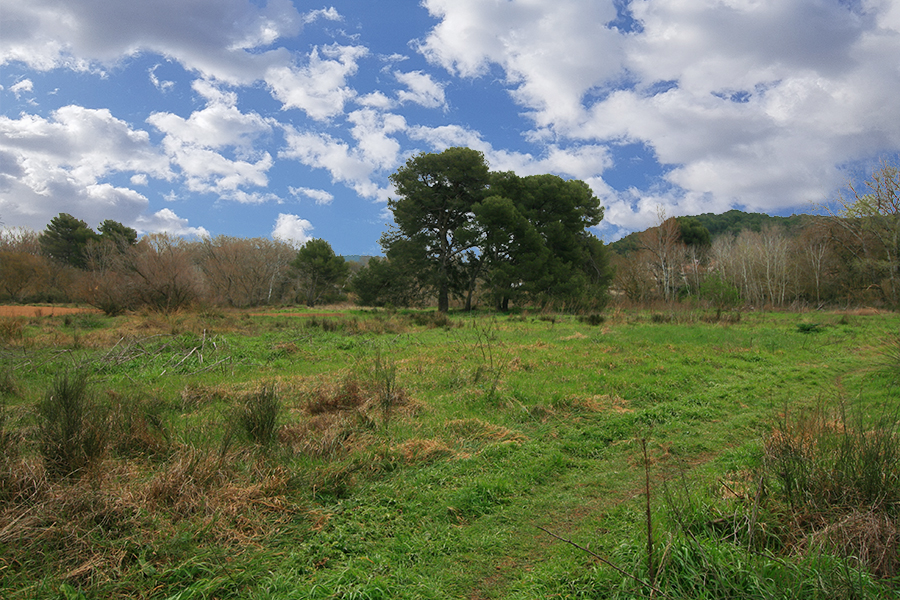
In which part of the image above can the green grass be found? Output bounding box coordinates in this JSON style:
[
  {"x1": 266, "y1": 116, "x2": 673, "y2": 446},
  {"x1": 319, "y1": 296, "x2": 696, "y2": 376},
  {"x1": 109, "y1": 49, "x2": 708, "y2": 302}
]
[{"x1": 0, "y1": 307, "x2": 898, "y2": 598}]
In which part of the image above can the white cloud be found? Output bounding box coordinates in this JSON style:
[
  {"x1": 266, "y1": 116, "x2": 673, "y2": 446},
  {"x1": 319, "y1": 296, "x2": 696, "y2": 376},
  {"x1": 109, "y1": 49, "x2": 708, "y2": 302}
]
[
  {"x1": 10, "y1": 79, "x2": 33, "y2": 98},
  {"x1": 301, "y1": 7, "x2": 341, "y2": 25},
  {"x1": 265, "y1": 44, "x2": 368, "y2": 120},
  {"x1": 0, "y1": 0, "x2": 303, "y2": 83},
  {"x1": 148, "y1": 65, "x2": 175, "y2": 92},
  {"x1": 135, "y1": 208, "x2": 209, "y2": 237},
  {"x1": 418, "y1": 0, "x2": 622, "y2": 128},
  {"x1": 356, "y1": 91, "x2": 396, "y2": 110},
  {"x1": 148, "y1": 81, "x2": 276, "y2": 199},
  {"x1": 418, "y1": 0, "x2": 900, "y2": 232},
  {"x1": 272, "y1": 213, "x2": 313, "y2": 246},
  {"x1": 395, "y1": 70, "x2": 446, "y2": 109},
  {"x1": 290, "y1": 186, "x2": 334, "y2": 205},
  {"x1": 0, "y1": 105, "x2": 171, "y2": 230},
  {"x1": 280, "y1": 119, "x2": 399, "y2": 201}
]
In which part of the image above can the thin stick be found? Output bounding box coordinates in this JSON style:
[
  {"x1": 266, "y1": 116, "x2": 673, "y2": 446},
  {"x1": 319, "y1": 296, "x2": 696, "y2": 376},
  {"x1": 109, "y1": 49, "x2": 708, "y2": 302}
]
[
  {"x1": 535, "y1": 526, "x2": 675, "y2": 600},
  {"x1": 642, "y1": 437, "x2": 655, "y2": 590}
]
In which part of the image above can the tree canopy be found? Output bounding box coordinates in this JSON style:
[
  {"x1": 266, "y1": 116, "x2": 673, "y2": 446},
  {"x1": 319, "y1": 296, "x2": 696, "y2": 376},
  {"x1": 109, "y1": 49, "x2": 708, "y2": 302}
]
[
  {"x1": 292, "y1": 238, "x2": 350, "y2": 307},
  {"x1": 384, "y1": 147, "x2": 491, "y2": 312},
  {"x1": 378, "y1": 147, "x2": 612, "y2": 312}
]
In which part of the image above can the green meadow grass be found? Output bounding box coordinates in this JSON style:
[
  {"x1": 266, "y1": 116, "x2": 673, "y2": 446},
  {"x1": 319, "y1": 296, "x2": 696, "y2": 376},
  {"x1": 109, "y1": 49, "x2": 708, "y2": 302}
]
[{"x1": 0, "y1": 307, "x2": 898, "y2": 599}]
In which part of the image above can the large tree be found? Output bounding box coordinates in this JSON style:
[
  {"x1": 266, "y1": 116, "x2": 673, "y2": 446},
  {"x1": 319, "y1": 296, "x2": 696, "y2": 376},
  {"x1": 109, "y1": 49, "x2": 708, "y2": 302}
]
[
  {"x1": 292, "y1": 238, "x2": 350, "y2": 307},
  {"x1": 473, "y1": 194, "x2": 548, "y2": 310},
  {"x1": 384, "y1": 147, "x2": 490, "y2": 312},
  {"x1": 487, "y1": 172, "x2": 608, "y2": 306},
  {"x1": 39, "y1": 213, "x2": 98, "y2": 269}
]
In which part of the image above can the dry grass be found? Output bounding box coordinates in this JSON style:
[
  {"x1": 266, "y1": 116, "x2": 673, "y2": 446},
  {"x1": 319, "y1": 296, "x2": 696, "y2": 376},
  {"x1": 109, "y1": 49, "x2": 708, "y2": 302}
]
[
  {"x1": 803, "y1": 510, "x2": 899, "y2": 579},
  {"x1": 445, "y1": 418, "x2": 527, "y2": 446},
  {"x1": 0, "y1": 447, "x2": 298, "y2": 589}
]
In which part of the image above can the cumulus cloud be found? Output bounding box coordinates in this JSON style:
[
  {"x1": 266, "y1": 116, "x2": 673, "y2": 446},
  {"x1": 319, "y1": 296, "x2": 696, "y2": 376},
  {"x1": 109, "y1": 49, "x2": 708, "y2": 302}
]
[
  {"x1": 290, "y1": 186, "x2": 334, "y2": 205},
  {"x1": 395, "y1": 70, "x2": 446, "y2": 109},
  {"x1": 265, "y1": 44, "x2": 368, "y2": 120},
  {"x1": 148, "y1": 80, "x2": 276, "y2": 199},
  {"x1": 0, "y1": 105, "x2": 171, "y2": 230},
  {"x1": 0, "y1": 0, "x2": 303, "y2": 82},
  {"x1": 418, "y1": 0, "x2": 622, "y2": 128},
  {"x1": 418, "y1": 0, "x2": 900, "y2": 231},
  {"x1": 272, "y1": 213, "x2": 313, "y2": 246},
  {"x1": 280, "y1": 112, "x2": 402, "y2": 201},
  {"x1": 135, "y1": 208, "x2": 210, "y2": 237}
]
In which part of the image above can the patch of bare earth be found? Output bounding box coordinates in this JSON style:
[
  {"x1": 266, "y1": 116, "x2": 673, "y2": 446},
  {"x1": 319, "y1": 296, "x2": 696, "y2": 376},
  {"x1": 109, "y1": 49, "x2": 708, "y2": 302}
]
[{"x1": 0, "y1": 305, "x2": 101, "y2": 317}]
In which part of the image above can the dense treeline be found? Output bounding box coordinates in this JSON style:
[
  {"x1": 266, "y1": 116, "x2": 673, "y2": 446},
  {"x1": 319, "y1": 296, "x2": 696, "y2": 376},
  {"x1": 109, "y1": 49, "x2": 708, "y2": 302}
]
[
  {"x1": 0, "y1": 217, "x2": 346, "y2": 314},
  {"x1": 612, "y1": 158, "x2": 900, "y2": 308},
  {"x1": 1, "y1": 151, "x2": 898, "y2": 313}
]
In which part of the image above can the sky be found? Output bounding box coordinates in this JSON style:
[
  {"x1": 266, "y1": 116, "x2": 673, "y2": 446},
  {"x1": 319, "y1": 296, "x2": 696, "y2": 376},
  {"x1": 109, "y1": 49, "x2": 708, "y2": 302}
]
[{"x1": 1, "y1": 0, "x2": 899, "y2": 255}]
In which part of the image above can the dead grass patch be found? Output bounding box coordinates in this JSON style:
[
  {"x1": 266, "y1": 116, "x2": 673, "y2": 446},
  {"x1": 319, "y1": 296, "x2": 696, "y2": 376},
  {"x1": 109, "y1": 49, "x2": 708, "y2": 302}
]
[
  {"x1": 445, "y1": 418, "x2": 526, "y2": 446},
  {"x1": 803, "y1": 510, "x2": 899, "y2": 579},
  {"x1": 394, "y1": 438, "x2": 454, "y2": 464}
]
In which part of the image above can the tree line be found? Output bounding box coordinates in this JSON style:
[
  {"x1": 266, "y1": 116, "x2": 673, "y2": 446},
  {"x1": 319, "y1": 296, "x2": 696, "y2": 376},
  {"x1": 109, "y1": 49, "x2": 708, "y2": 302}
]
[
  {"x1": 0, "y1": 147, "x2": 613, "y2": 314},
  {"x1": 2, "y1": 150, "x2": 897, "y2": 313},
  {"x1": 613, "y1": 158, "x2": 900, "y2": 309},
  {"x1": 0, "y1": 214, "x2": 350, "y2": 314}
]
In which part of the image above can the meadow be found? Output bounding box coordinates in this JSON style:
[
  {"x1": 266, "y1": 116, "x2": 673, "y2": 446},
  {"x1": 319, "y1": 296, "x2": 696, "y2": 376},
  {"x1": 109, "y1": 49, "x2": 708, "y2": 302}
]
[{"x1": 0, "y1": 306, "x2": 898, "y2": 599}]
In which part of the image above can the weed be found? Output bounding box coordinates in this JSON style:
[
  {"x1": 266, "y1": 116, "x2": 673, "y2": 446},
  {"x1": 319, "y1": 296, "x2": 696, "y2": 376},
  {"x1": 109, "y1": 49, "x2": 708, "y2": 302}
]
[
  {"x1": 107, "y1": 392, "x2": 170, "y2": 459},
  {"x1": 37, "y1": 371, "x2": 108, "y2": 479},
  {"x1": 796, "y1": 322, "x2": 822, "y2": 334},
  {"x1": 763, "y1": 400, "x2": 900, "y2": 516},
  {"x1": 578, "y1": 313, "x2": 606, "y2": 326},
  {"x1": 0, "y1": 317, "x2": 24, "y2": 344}
]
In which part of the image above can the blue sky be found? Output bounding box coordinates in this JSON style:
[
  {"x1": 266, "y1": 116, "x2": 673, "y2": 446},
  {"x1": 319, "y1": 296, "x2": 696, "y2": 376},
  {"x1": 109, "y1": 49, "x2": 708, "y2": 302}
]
[{"x1": 2, "y1": 0, "x2": 899, "y2": 255}]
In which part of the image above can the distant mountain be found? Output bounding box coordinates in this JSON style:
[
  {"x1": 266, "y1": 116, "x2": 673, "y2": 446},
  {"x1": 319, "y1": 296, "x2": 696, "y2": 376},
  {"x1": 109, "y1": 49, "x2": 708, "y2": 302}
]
[{"x1": 609, "y1": 209, "x2": 818, "y2": 255}]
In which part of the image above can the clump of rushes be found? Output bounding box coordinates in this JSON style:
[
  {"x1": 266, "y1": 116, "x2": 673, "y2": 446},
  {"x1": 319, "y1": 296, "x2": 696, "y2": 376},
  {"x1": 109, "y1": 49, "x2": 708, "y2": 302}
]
[
  {"x1": 37, "y1": 371, "x2": 107, "y2": 479},
  {"x1": 237, "y1": 383, "x2": 281, "y2": 446}
]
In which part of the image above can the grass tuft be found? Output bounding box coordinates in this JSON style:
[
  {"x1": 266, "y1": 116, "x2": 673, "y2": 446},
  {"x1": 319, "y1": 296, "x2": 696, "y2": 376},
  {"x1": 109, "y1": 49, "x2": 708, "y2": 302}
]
[{"x1": 37, "y1": 371, "x2": 108, "y2": 479}]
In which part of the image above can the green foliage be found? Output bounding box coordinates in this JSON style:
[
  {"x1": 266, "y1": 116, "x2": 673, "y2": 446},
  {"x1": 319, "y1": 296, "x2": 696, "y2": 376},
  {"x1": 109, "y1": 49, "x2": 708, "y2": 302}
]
[
  {"x1": 385, "y1": 146, "x2": 491, "y2": 312},
  {"x1": 97, "y1": 219, "x2": 137, "y2": 248},
  {"x1": 39, "y1": 213, "x2": 98, "y2": 268},
  {"x1": 293, "y1": 238, "x2": 350, "y2": 307},
  {"x1": 700, "y1": 274, "x2": 742, "y2": 311},
  {"x1": 37, "y1": 371, "x2": 107, "y2": 478},
  {"x1": 676, "y1": 216, "x2": 711, "y2": 247},
  {"x1": 351, "y1": 256, "x2": 421, "y2": 307}
]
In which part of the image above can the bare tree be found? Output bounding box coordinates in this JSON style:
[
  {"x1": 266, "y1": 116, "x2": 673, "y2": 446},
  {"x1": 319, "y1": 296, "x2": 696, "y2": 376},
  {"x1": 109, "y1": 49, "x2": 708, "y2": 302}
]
[
  {"x1": 126, "y1": 234, "x2": 204, "y2": 313},
  {"x1": 0, "y1": 251, "x2": 49, "y2": 301},
  {"x1": 197, "y1": 236, "x2": 296, "y2": 307},
  {"x1": 828, "y1": 158, "x2": 900, "y2": 305},
  {"x1": 638, "y1": 209, "x2": 684, "y2": 302}
]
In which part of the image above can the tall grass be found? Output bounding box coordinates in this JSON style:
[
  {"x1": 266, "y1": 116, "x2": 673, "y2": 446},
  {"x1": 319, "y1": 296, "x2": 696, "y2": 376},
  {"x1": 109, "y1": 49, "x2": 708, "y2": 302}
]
[
  {"x1": 236, "y1": 383, "x2": 280, "y2": 446},
  {"x1": 37, "y1": 371, "x2": 107, "y2": 479}
]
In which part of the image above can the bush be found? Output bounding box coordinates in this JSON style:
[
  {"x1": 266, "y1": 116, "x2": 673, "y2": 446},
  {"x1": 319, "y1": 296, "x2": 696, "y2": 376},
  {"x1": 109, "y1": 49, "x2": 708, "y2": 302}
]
[{"x1": 37, "y1": 371, "x2": 108, "y2": 478}]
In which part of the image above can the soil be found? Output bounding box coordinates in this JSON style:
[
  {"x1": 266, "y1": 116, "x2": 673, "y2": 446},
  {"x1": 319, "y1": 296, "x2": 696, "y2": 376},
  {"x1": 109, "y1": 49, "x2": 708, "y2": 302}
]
[{"x1": 0, "y1": 305, "x2": 102, "y2": 317}]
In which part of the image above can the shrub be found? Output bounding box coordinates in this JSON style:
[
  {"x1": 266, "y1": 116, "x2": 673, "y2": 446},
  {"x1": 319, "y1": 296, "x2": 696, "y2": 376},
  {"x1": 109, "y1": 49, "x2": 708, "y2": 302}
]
[
  {"x1": 37, "y1": 371, "x2": 108, "y2": 478},
  {"x1": 764, "y1": 402, "x2": 900, "y2": 516}
]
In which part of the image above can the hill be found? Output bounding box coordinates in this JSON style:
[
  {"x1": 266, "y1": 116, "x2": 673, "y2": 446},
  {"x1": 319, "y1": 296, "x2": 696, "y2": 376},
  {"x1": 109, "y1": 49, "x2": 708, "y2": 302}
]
[{"x1": 609, "y1": 209, "x2": 817, "y2": 255}]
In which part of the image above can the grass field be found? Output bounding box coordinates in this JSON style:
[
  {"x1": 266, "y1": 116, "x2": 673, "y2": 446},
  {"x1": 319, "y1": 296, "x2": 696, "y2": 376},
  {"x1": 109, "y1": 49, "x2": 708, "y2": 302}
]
[{"x1": 0, "y1": 306, "x2": 898, "y2": 599}]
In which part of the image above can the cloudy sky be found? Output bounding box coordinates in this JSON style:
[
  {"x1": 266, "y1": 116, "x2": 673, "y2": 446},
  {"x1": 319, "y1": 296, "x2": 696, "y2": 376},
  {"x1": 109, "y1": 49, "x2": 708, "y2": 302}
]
[{"x1": 2, "y1": 1, "x2": 899, "y2": 254}]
